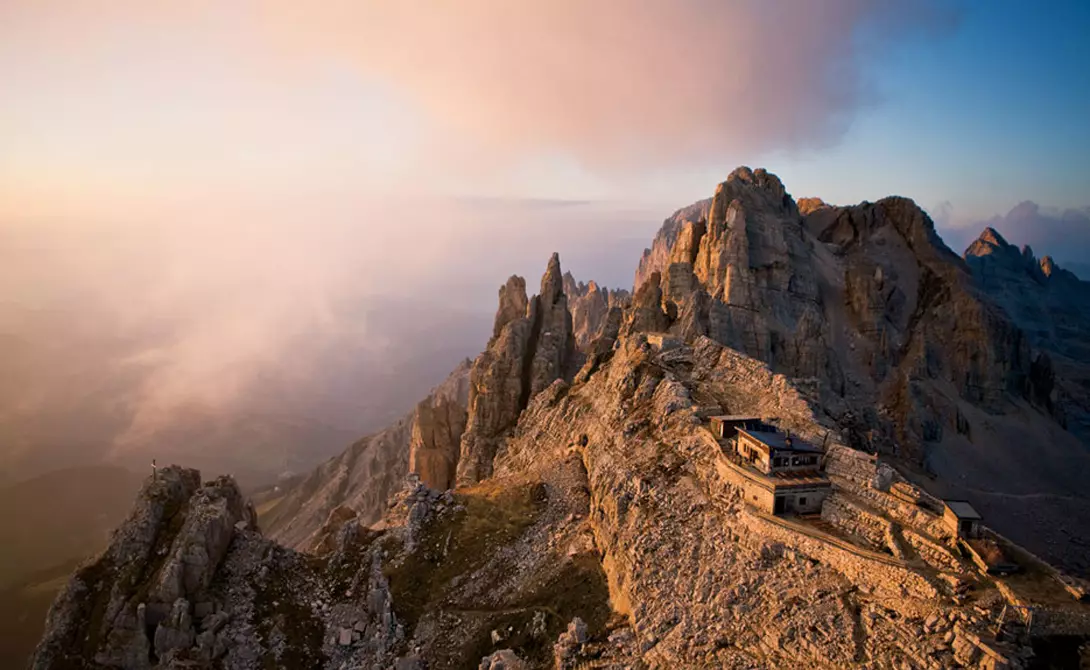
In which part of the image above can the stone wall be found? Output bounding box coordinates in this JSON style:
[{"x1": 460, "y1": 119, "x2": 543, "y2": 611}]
[
  {"x1": 824, "y1": 444, "x2": 879, "y2": 486},
  {"x1": 740, "y1": 509, "x2": 939, "y2": 608},
  {"x1": 903, "y1": 529, "x2": 964, "y2": 574},
  {"x1": 821, "y1": 493, "x2": 898, "y2": 556}
]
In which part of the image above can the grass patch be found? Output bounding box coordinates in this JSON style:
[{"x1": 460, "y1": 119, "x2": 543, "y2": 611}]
[
  {"x1": 384, "y1": 482, "x2": 542, "y2": 630},
  {"x1": 384, "y1": 479, "x2": 615, "y2": 669},
  {"x1": 255, "y1": 495, "x2": 284, "y2": 520},
  {"x1": 482, "y1": 553, "x2": 613, "y2": 667}
]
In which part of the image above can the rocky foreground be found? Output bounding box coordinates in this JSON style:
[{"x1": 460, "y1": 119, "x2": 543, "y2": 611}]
[{"x1": 30, "y1": 168, "x2": 1090, "y2": 669}]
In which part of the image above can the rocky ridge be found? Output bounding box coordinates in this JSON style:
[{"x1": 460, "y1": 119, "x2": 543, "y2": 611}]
[
  {"x1": 260, "y1": 358, "x2": 472, "y2": 550},
  {"x1": 628, "y1": 169, "x2": 1090, "y2": 574},
  {"x1": 30, "y1": 167, "x2": 1090, "y2": 669},
  {"x1": 963, "y1": 227, "x2": 1090, "y2": 440}
]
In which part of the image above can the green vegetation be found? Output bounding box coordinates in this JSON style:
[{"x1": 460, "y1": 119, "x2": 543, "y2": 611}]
[
  {"x1": 384, "y1": 480, "x2": 613, "y2": 668},
  {"x1": 479, "y1": 552, "x2": 613, "y2": 666},
  {"x1": 384, "y1": 481, "x2": 543, "y2": 629}
]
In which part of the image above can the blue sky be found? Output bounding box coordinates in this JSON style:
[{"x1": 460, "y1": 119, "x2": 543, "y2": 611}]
[{"x1": 698, "y1": 2, "x2": 1090, "y2": 227}]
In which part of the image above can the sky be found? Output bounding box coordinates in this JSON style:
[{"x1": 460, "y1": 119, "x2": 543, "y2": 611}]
[
  {"x1": 1, "y1": 1, "x2": 1088, "y2": 225},
  {"x1": 1, "y1": 1, "x2": 1089, "y2": 481}
]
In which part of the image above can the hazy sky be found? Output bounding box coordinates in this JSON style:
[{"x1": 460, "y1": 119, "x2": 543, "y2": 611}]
[
  {"x1": 3, "y1": 1, "x2": 1087, "y2": 223},
  {"x1": 2, "y1": 1, "x2": 1089, "y2": 481}
]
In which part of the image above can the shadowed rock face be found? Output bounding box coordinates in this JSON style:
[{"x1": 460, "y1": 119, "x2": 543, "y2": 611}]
[
  {"x1": 634, "y1": 197, "x2": 713, "y2": 293},
  {"x1": 964, "y1": 227, "x2": 1090, "y2": 440},
  {"x1": 562, "y1": 272, "x2": 629, "y2": 352},
  {"x1": 407, "y1": 366, "x2": 472, "y2": 491}
]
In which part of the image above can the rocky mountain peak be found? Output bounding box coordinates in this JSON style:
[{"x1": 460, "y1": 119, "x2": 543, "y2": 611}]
[
  {"x1": 456, "y1": 253, "x2": 576, "y2": 485},
  {"x1": 966, "y1": 226, "x2": 1014, "y2": 256},
  {"x1": 797, "y1": 196, "x2": 828, "y2": 215},
  {"x1": 492, "y1": 275, "x2": 529, "y2": 342},
  {"x1": 29, "y1": 167, "x2": 1090, "y2": 670},
  {"x1": 32, "y1": 467, "x2": 257, "y2": 669},
  {"x1": 540, "y1": 252, "x2": 564, "y2": 305},
  {"x1": 725, "y1": 165, "x2": 787, "y2": 196},
  {"x1": 561, "y1": 270, "x2": 581, "y2": 299}
]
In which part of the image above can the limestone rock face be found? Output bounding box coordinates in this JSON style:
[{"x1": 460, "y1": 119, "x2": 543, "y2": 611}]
[
  {"x1": 455, "y1": 317, "x2": 532, "y2": 485},
  {"x1": 634, "y1": 197, "x2": 713, "y2": 292},
  {"x1": 621, "y1": 271, "x2": 669, "y2": 336},
  {"x1": 530, "y1": 253, "x2": 576, "y2": 397},
  {"x1": 564, "y1": 272, "x2": 630, "y2": 351},
  {"x1": 685, "y1": 167, "x2": 826, "y2": 377},
  {"x1": 408, "y1": 359, "x2": 472, "y2": 490},
  {"x1": 625, "y1": 168, "x2": 1088, "y2": 572},
  {"x1": 567, "y1": 280, "x2": 608, "y2": 350},
  {"x1": 457, "y1": 254, "x2": 577, "y2": 485},
  {"x1": 493, "y1": 276, "x2": 529, "y2": 342},
  {"x1": 797, "y1": 196, "x2": 828, "y2": 215},
  {"x1": 263, "y1": 360, "x2": 472, "y2": 550},
  {"x1": 639, "y1": 167, "x2": 1064, "y2": 457}
]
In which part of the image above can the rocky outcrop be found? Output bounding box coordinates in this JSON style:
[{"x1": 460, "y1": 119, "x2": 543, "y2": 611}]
[
  {"x1": 633, "y1": 197, "x2": 713, "y2": 292},
  {"x1": 563, "y1": 272, "x2": 631, "y2": 352},
  {"x1": 797, "y1": 196, "x2": 829, "y2": 215},
  {"x1": 621, "y1": 271, "x2": 670, "y2": 336},
  {"x1": 492, "y1": 276, "x2": 529, "y2": 342},
  {"x1": 634, "y1": 167, "x2": 1065, "y2": 458},
  {"x1": 456, "y1": 254, "x2": 576, "y2": 485},
  {"x1": 263, "y1": 360, "x2": 471, "y2": 550},
  {"x1": 407, "y1": 360, "x2": 472, "y2": 490},
  {"x1": 622, "y1": 168, "x2": 1089, "y2": 574},
  {"x1": 31, "y1": 467, "x2": 254, "y2": 669},
  {"x1": 529, "y1": 253, "x2": 576, "y2": 397}
]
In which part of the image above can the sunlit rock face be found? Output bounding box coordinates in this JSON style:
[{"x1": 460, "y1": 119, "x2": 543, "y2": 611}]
[
  {"x1": 30, "y1": 167, "x2": 1090, "y2": 669},
  {"x1": 456, "y1": 253, "x2": 577, "y2": 486}
]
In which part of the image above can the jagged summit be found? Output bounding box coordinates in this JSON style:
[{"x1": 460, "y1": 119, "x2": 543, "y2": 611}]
[
  {"x1": 456, "y1": 253, "x2": 577, "y2": 486},
  {"x1": 30, "y1": 168, "x2": 1090, "y2": 669},
  {"x1": 492, "y1": 275, "x2": 529, "y2": 342},
  {"x1": 965, "y1": 225, "x2": 1084, "y2": 285},
  {"x1": 539, "y1": 252, "x2": 564, "y2": 305},
  {"x1": 32, "y1": 467, "x2": 257, "y2": 669},
  {"x1": 970, "y1": 225, "x2": 1011, "y2": 251}
]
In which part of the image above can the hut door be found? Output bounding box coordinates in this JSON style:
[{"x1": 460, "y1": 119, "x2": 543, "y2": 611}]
[{"x1": 773, "y1": 496, "x2": 786, "y2": 514}]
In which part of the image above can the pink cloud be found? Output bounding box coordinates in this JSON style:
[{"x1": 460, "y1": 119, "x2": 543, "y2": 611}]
[{"x1": 258, "y1": 1, "x2": 954, "y2": 170}]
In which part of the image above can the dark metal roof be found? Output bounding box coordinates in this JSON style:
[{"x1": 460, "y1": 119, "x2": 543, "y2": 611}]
[
  {"x1": 943, "y1": 500, "x2": 982, "y2": 520},
  {"x1": 738, "y1": 429, "x2": 823, "y2": 454}
]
